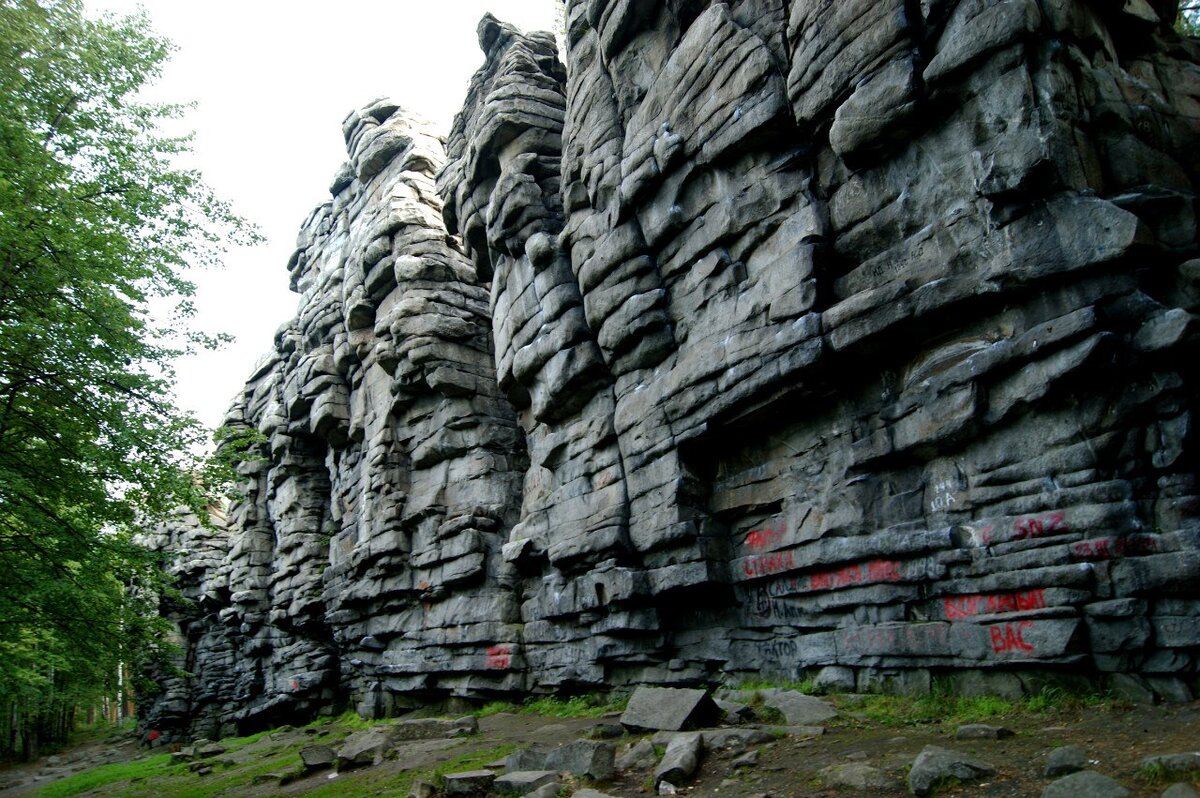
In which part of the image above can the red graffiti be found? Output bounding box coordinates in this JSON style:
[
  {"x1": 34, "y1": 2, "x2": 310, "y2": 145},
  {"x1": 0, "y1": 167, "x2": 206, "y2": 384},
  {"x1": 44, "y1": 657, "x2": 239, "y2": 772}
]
[
  {"x1": 291, "y1": 678, "x2": 299, "y2": 691},
  {"x1": 1071, "y1": 536, "x2": 1159, "y2": 561},
  {"x1": 485, "y1": 645, "x2": 511, "y2": 669},
  {"x1": 147, "y1": 729, "x2": 161, "y2": 742},
  {"x1": 809, "y1": 559, "x2": 902, "y2": 591},
  {"x1": 977, "y1": 524, "x2": 995, "y2": 545},
  {"x1": 944, "y1": 589, "x2": 1046, "y2": 620},
  {"x1": 745, "y1": 524, "x2": 786, "y2": 552},
  {"x1": 989, "y1": 621, "x2": 1036, "y2": 653},
  {"x1": 1013, "y1": 511, "x2": 1068, "y2": 540},
  {"x1": 743, "y1": 550, "x2": 796, "y2": 578}
]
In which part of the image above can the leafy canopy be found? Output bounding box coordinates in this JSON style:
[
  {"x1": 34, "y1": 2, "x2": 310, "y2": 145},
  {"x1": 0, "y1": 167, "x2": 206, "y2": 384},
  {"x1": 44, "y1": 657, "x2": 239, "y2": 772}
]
[{"x1": 0, "y1": 0, "x2": 254, "y2": 742}]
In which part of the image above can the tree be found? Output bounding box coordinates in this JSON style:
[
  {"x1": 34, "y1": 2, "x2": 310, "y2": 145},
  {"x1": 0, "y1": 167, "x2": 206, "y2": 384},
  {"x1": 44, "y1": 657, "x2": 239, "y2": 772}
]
[
  {"x1": 0, "y1": 0, "x2": 252, "y2": 758},
  {"x1": 1179, "y1": 1, "x2": 1200, "y2": 34}
]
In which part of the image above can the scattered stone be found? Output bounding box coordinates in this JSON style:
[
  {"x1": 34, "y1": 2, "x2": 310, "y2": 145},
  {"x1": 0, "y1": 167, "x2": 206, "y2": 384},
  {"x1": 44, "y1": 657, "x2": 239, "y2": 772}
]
[
  {"x1": 573, "y1": 790, "x2": 621, "y2": 798},
  {"x1": 442, "y1": 769, "x2": 496, "y2": 796},
  {"x1": 1044, "y1": 745, "x2": 1088, "y2": 777},
  {"x1": 907, "y1": 745, "x2": 996, "y2": 796},
  {"x1": 1042, "y1": 770, "x2": 1130, "y2": 798},
  {"x1": 195, "y1": 743, "x2": 226, "y2": 759},
  {"x1": 526, "y1": 784, "x2": 561, "y2": 798},
  {"x1": 299, "y1": 744, "x2": 336, "y2": 771},
  {"x1": 1109, "y1": 674, "x2": 1157, "y2": 705},
  {"x1": 622, "y1": 687, "x2": 719, "y2": 731},
  {"x1": 1163, "y1": 784, "x2": 1200, "y2": 798},
  {"x1": 506, "y1": 746, "x2": 551, "y2": 771},
  {"x1": 655, "y1": 732, "x2": 702, "y2": 786},
  {"x1": 616, "y1": 739, "x2": 658, "y2": 772},
  {"x1": 657, "y1": 782, "x2": 678, "y2": 795},
  {"x1": 588, "y1": 722, "x2": 624, "y2": 739},
  {"x1": 408, "y1": 780, "x2": 438, "y2": 798},
  {"x1": 955, "y1": 724, "x2": 1014, "y2": 740},
  {"x1": 821, "y1": 762, "x2": 890, "y2": 790},
  {"x1": 700, "y1": 728, "x2": 772, "y2": 752},
  {"x1": 193, "y1": 765, "x2": 212, "y2": 776},
  {"x1": 1142, "y1": 753, "x2": 1200, "y2": 774},
  {"x1": 336, "y1": 726, "x2": 403, "y2": 769},
  {"x1": 715, "y1": 699, "x2": 755, "y2": 725},
  {"x1": 494, "y1": 770, "x2": 559, "y2": 795},
  {"x1": 544, "y1": 739, "x2": 615, "y2": 780},
  {"x1": 731, "y1": 750, "x2": 759, "y2": 769}
]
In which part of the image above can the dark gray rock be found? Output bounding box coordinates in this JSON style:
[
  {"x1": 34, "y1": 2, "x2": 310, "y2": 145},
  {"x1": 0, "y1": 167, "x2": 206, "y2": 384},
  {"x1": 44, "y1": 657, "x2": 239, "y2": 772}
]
[
  {"x1": 955, "y1": 724, "x2": 1013, "y2": 740},
  {"x1": 622, "y1": 687, "x2": 719, "y2": 731},
  {"x1": 1044, "y1": 745, "x2": 1088, "y2": 778},
  {"x1": 1142, "y1": 753, "x2": 1200, "y2": 774},
  {"x1": 544, "y1": 740, "x2": 615, "y2": 781},
  {"x1": 1041, "y1": 771, "x2": 1130, "y2": 798},
  {"x1": 616, "y1": 739, "x2": 658, "y2": 772},
  {"x1": 442, "y1": 770, "x2": 496, "y2": 796},
  {"x1": 494, "y1": 771, "x2": 558, "y2": 796},
  {"x1": 299, "y1": 744, "x2": 335, "y2": 771},
  {"x1": 1163, "y1": 784, "x2": 1200, "y2": 798},
  {"x1": 907, "y1": 746, "x2": 996, "y2": 796}
]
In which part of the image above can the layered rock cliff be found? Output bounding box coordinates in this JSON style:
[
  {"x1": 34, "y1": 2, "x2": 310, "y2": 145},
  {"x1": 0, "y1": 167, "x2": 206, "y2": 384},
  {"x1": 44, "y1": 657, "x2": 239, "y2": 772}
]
[{"x1": 145, "y1": 0, "x2": 1200, "y2": 739}]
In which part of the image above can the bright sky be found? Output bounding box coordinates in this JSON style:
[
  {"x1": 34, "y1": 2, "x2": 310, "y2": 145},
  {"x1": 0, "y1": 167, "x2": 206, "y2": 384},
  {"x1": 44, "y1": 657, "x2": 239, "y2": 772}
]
[{"x1": 84, "y1": 1, "x2": 559, "y2": 431}]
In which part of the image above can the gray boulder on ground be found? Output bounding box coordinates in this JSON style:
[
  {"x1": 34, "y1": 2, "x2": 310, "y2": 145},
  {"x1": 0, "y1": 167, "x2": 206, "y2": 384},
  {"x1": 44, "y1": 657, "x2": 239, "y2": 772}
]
[
  {"x1": 1041, "y1": 770, "x2": 1130, "y2": 798},
  {"x1": 1044, "y1": 745, "x2": 1088, "y2": 777},
  {"x1": 821, "y1": 762, "x2": 890, "y2": 789},
  {"x1": 544, "y1": 739, "x2": 615, "y2": 781},
  {"x1": 494, "y1": 771, "x2": 559, "y2": 796},
  {"x1": 907, "y1": 745, "x2": 996, "y2": 796},
  {"x1": 622, "y1": 687, "x2": 719, "y2": 731},
  {"x1": 655, "y1": 732, "x2": 702, "y2": 786}
]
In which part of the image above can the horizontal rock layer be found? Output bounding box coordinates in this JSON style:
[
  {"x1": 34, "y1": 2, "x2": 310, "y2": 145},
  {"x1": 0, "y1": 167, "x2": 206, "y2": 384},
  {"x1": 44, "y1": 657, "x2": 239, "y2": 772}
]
[{"x1": 144, "y1": 0, "x2": 1200, "y2": 739}]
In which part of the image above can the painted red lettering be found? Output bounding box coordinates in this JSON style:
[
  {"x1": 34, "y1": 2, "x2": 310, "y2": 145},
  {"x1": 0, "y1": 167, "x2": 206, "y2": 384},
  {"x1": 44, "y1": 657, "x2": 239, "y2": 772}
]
[
  {"x1": 990, "y1": 621, "x2": 1036, "y2": 653},
  {"x1": 745, "y1": 524, "x2": 786, "y2": 552},
  {"x1": 1013, "y1": 511, "x2": 1068, "y2": 540},
  {"x1": 485, "y1": 645, "x2": 511, "y2": 669}
]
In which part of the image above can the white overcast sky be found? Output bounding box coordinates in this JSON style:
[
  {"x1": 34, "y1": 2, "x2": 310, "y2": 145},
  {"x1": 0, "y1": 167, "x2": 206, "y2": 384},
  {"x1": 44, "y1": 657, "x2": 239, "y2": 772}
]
[{"x1": 84, "y1": 1, "x2": 559, "y2": 431}]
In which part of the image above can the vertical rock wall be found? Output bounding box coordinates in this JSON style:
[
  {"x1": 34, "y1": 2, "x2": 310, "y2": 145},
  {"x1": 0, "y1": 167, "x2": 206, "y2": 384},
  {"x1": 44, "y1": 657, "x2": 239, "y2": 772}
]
[{"x1": 146, "y1": 0, "x2": 1200, "y2": 740}]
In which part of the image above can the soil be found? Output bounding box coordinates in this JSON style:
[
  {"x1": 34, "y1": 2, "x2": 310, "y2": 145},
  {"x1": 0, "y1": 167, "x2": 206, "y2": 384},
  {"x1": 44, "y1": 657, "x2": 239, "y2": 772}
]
[{"x1": 1, "y1": 700, "x2": 1197, "y2": 797}]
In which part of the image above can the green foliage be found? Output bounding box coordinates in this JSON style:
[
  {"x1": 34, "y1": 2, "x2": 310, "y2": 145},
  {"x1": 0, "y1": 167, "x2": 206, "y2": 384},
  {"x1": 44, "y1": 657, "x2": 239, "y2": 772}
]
[
  {"x1": 0, "y1": 0, "x2": 254, "y2": 758},
  {"x1": 35, "y1": 754, "x2": 175, "y2": 798},
  {"x1": 476, "y1": 693, "x2": 628, "y2": 719},
  {"x1": 1178, "y1": 2, "x2": 1200, "y2": 35},
  {"x1": 840, "y1": 684, "x2": 1120, "y2": 727}
]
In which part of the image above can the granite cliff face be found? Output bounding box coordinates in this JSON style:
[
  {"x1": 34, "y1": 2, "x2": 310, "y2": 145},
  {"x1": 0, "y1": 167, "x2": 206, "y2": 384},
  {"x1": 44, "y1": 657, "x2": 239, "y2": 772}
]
[{"x1": 145, "y1": 0, "x2": 1200, "y2": 739}]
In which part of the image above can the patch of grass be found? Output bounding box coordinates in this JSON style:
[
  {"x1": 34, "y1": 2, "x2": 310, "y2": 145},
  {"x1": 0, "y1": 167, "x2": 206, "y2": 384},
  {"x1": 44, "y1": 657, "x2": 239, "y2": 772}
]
[
  {"x1": 475, "y1": 700, "x2": 521, "y2": 717},
  {"x1": 428, "y1": 744, "x2": 518, "y2": 788},
  {"x1": 35, "y1": 754, "x2": 176, "y2": 798},
  {"x1": 733, "y1": 678, "x2": 817, "y2": 693},
  {"x1": 841, "y1": 683, "x2": 1122, "y2": 728},
  {"x1": 1136, "y1": 761, "x2": 1200, "y2": 786},
  {"x1": 519, "y1": 694, "x2": 627, "y2": 719}
]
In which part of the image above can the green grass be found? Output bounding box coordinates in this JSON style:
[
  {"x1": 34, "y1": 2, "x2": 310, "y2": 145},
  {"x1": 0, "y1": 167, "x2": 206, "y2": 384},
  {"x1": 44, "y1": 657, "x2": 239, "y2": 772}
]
[
  {"x1": 839, "y1": 685, "x2": 1125, "y2": 728},
  {"x1": 731, "y1": 678, "x2": 818, "y2": 694},
  {"x1": 476, "y1": 693, "x2": 627, "y2": 719},
  {"x1": 35, "y1": 754, "x2": 177, "y2": 798}
]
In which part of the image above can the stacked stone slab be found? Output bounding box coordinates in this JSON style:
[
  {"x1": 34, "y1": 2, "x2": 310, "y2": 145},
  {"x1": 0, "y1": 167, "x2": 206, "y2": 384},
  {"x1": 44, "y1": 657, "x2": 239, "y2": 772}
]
[{"x1": 144, "y1": 0, "x2": 1200, "y2": 739}]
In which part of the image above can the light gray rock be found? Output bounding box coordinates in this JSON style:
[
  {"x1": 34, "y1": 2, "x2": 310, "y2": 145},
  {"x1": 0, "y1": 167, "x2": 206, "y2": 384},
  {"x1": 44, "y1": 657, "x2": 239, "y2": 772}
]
[
  {"x1": 1041, "y1": 771, "x2": 1130, "y2": 798},
  {"x1": 1142, "y1": 753, "x2": 1200, "y2": 774},
  {"x1": 907, "y1": 746, "x2": 996, "y2": 796},
  {"x1": 299, "y1": 744, "x2": 335, "y2": 770},
  {"x1": 821, "y1": 762, "x2": 890, "y2": 790},
  {"x1": 1163, "y1": 784, "x2": 1200, "y2": 798},
  {"x1": 654, "y1": 732, "x2": 702, "y2": 786}
]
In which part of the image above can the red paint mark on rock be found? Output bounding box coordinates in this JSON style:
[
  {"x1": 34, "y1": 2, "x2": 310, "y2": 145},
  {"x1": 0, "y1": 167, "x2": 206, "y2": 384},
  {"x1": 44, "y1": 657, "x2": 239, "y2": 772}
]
[
  {"x1": 809, "y1": 559, "x2": 902, "y2": 591},
  {"x1": 943, "y1": 588, "x2": 1047, "y2": 620},
  {"x1": 1013, "y1": 511, "x2": 1068, "y2": 540},
  {"x1": 989, "y1": 621, "x2": 1036, "y2": 654},
  {"x1": 743, "y1": 550, "x2": 796, "y2": 578},
  {"x1": 291, "y1": 678, "x2": 299, "y2": 691},
  {"x1": 147, "y1": 729, "x2": 161, "y2": 742},
  {"x1": 1071, "y1": 535, "x2": 1159, "y2": 561},
  {"x1": 485, "y1": 645, "x2": 511, "y2": 669},
  {"x1": 745, "y1": 524, "x2": 786, "y2": 552}
]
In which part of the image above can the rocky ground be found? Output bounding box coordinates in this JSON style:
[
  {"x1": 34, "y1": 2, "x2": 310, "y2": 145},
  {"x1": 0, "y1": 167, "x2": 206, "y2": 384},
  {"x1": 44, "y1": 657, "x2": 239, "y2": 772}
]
[{"x1": 2, "y1": 688, "x2": 1199, "y2": 798}]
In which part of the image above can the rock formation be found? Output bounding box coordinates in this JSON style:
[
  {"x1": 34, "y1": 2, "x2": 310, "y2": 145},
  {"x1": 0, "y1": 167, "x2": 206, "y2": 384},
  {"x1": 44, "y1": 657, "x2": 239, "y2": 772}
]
[{"x1": 144, "y1": 0, "x2": 1200, "y2": 740}]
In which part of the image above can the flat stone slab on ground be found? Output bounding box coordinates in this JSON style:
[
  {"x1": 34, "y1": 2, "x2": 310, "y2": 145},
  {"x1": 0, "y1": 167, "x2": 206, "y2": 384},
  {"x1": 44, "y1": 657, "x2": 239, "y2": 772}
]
[
  {"x1": 621, "y1": 686, "x2": 719, "y2": 731},
  {"x1": 494, "y1": 770, "x2": 558, "y2": 795},
  {"x1": 1042, "y1": 770, "x2": 1130, "y2": 798},
  {"x1": 1164, "y1": 784, "x2": 1200, "y2": 798},
  {"x1": 1142, "y1": 753, "x2": 1200, "y2": 773},
  {"x1": 442, "y1": 769, "x2": 496, "y2": 796},
  {"x1": 299, "y1": 744, "x2": 335, "y2": 770},
  {"x1": 908, "y1": 745, "x2": 996, "y2": 796}
]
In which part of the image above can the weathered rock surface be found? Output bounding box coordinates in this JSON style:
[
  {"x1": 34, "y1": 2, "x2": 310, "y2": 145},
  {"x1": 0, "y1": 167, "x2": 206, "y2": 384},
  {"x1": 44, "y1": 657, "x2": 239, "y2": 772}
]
[
  {"x1": 907, "y1": 745, "x2": 996, "y2": 796},
  {"x1": 1044, "y1": 744, "x2": 1089, "y2": 777},
  {"x1": 1042, "y1": 770, "x2": 1131, "y2": 798},
  {"x1": 144, "y1": 0, "x2": 1200, "y2": 740}
]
